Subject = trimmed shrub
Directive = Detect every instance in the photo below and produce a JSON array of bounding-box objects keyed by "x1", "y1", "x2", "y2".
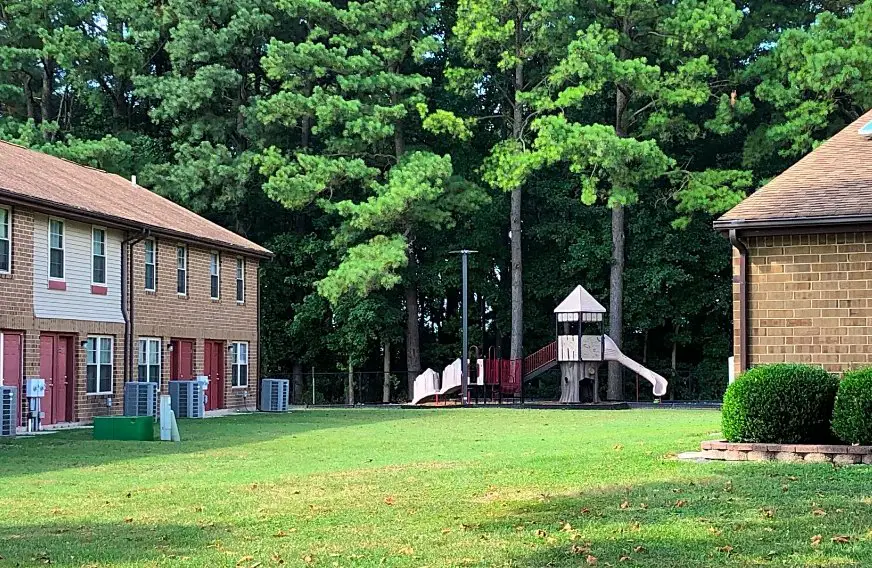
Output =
[
  {"x1": 722, "y1": 364, "x2": 839, "y2": 443},
  {"x1": 831, "y1": 368, "x2": 872, "y2": 445}
]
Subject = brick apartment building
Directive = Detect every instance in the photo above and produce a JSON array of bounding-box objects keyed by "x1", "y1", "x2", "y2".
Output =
[
  {"x1": 715, "y1": 109, "x2": 872, "y2": 378},
  {"x1": 0, "y1": 141, "x2": 271, "y2": 424}
]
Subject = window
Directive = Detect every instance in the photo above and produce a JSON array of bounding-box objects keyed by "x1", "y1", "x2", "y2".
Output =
[
  {"x1": 176, "y1": 246, "x2": 187, "y2": 295},
  {"x1": 137, "y1": 338, "x2": 161, "y2": 384},
  {"x1": 0, "y1": 207, "x2": 9, "y2": 273},
  {"x1": 231, "y1": 342, "x2": 248, "y2": 387},
  {"x1": 49, "y1": 219, "x2": 65, "y2": 280},
  {"x1": 210, "y1": 252, "x2": 220, "y2": 300},
  {"x1": 236, "y1": 258, "x2": 245, "y2": 303},
  {"x1": 144, "y1": 239, "x2": 156, "y2": 291},
  {"x1": 86, "y1": 336, "x2": 113, "y2": 394},
  {"x1": 92, "y1": 227, "x2": 106, "y2": 285}
]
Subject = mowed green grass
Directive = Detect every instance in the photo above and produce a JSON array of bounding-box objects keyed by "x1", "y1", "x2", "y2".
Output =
[{"x1": 1, "y1": 409, "x2": 871, "y2": 568}]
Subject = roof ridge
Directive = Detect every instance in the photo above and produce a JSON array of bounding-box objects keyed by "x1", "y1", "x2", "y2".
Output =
[{"x1": 0, "y1": 139, "x2": 116, "y2": 176}]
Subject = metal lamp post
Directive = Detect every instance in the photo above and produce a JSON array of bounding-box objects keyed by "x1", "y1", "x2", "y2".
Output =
[{"x1": 450, "y1": 249, "x2": 477, "y2": 406}]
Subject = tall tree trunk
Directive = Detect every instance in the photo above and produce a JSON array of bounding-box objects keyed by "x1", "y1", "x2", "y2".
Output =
[
  {"x1": 382, "y1": 340, "x2": 391, "y2": 403},
  {"x1": 347, "y1": 357, "x2": 354, "y2": 406},
  {"x1": 608, "y1": 25, "x2": 630, "y2": 401},
  {"x1": 40, "y1": 58, "x2": 53, "y2": 124},
  {"x1": 405, "y1": 280, "x2": 421, "y2": 400},
  {"x1": 292, "y1": 360, "x2": 304, "y2": 405},
  {"x1": 23, "y1": 74, "x2": 35, "y2": 120},
  {"x1": 509, "y1": 16, "x2": 525, "y2": 362}
]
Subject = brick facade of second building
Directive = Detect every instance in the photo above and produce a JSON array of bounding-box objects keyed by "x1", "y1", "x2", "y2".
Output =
[{"x1": 734, "y1": 231, "x2": 872, "y2": 377}]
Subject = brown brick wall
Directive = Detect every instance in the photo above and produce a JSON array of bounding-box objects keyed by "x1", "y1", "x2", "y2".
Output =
[
  {"x1": 1, "y1": 205, "x2": 262, "y2": 424},
  {"x1": 130, "y1": 237, "x2": 260, "y2": 411},
  {"x1": 736, "y1": 232, "x2": 872, "y2": 375},
  {"x1": 0, "y1": 207, "x2": 34, "y2": 328}
]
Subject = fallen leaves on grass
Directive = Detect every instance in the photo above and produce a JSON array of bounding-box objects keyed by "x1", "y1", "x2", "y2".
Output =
[
  {"x1": 398, "y1": 546, "x2": 414, "y2": 555},
  {"x1": 614, "y1": 444, "x2": 624, "y2": 451},
  {"x1": 303, "y1": 555, "x2": 314, "y2": 564},
  {"x1": 674, "y1": 500, "x2": 687, "y2": 508},
  {"x1": 274, "y1": 529, "x2": 297, "y2": 537},
  {"x1": 383, "y1": 496, "x2": 395, "y2": 506},
  {"x1": 633, "y1": 545, "x2": 647, "y2": 553},
  {"x1": 534, "y1": 529, "x2": 547, "y2": 538},
  {"x1": 619, "y1": 554, "x2": 631, "y2": 562},
  {"x1": 812, "y1": 509, "x2": 826, "y2": 517},
  {"x1": 441, "y1": 528, "x2": 452, "y2": 535},
  {"x1": 236, "y1": 555, "x2": 254, "y2": 566},
  {"x1": 570, "y1": 543, "x2": 591, "y2": 555},
  {"x1": 831, "y1": 535, "x2": 852, "y2": 544},
  {"x1": 761, "y1": 508, "x2": 775, "y2": 518},
  {"x1": 271, "y1": 552, "x2": 284, "y2": 565},
  {"x1": 717, "y1": 545, "x2": 734, "y2": 554},
  {"x1": 586, "y1": 554, "x2": 598, "y2": 565},
  {"x1": 811, "y1": 535, "x2": 822, "y2": 547},
  {"x1": 620, "y1": 500, "x2": 630, "y2": 510}
]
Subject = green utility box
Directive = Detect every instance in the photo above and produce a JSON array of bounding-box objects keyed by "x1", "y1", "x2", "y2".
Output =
[{"x1": 93, "y1": 416, "x2": 155, "y2": 441}]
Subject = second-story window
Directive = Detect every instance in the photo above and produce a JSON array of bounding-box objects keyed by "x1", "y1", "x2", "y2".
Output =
[
  {"x1": 0, "y1": 207, "x2": 9, "y2": 273},
  {"x1": 144, "y1": 239, "x2": 156, "y2": 291},
  {"x1": 176, "y1": 245, "x2": 187, "y2": 295},
  {"x1": 210, "y1": 252, "x2": 220, "y2": 300},
  {"x1": 236, "y1": 258, "x2": 244, "y2": 303},
  {"x1": 92, "y1": 228, "x2": 106, "y2": 285},
  {"x1": 49, "y1": 219, "x2": 65, "y2": 280}
]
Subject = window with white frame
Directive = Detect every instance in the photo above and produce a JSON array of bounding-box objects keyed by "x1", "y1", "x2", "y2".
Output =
[
  {"x1": 137, "y1": 338, "x2": 161, "y2": 383},
  {"x1": 144, "y1": 239, "x2": 156, "y2": 291},
  {"x1": 86, "y1": 336, "x2": 113, "y2": 394},
  {"x1": 231, "y1": 342, "x2": 248, "y2": 387},
  {"x1": 92, "y1": 227, "x2": 107, "y2": 285},
  {"x1": 49, "y1": 219, "x2": 65, "y2": 280},
  {"x1": 210, "y1": 252, "x2": 220, "y2": 300},
  {"x1": 235, "y1": 258, "x2": 244, "y2": 303},
  {"x1": 0, "y1": 207, "x2": 9, "y2": 273},
  {"x1": 176, "y1": 246, "x2": 187, "y2": 295}
]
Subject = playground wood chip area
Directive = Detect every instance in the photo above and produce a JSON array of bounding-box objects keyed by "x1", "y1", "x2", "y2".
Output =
[{"x1": 2, "y1": 409, "x2": 872, "y2": 567}]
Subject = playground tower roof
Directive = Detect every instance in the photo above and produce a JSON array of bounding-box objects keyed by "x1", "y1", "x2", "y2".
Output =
[{"x1": 554, "y1": 285, "x2": 606, "y2": 314}]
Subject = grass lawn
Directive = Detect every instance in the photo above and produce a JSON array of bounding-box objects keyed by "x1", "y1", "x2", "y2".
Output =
[{"x1": 1, "y1": 408, "x2": 871, "y2": 567}]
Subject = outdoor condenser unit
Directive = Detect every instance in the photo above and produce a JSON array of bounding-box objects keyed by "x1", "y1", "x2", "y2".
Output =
[
  {"x1": 1, "y1": 387, "x2": 17, "y2": 436},
  {"x1": 169, "y1": 380, "x2": 205, "y2": 418},
  {"x1": 260, "y1": 379, "x2": 290, "y2": 412},
  {"x1": 123, "y1": 382, "x2": 158, "y2": 417}
]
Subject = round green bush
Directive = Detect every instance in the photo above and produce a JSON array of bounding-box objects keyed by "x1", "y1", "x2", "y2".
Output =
[
  {"x1": 722, "y1": 364, "x2": 839, "y2": 443},
  {"x1": 831, "y1": 368, "x2": 872, "y2": 445}
]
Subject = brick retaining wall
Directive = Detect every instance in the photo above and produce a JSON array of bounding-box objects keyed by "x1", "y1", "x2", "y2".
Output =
[{"x1": 701, "y1": 440, "x2": 872, "y2": 464}]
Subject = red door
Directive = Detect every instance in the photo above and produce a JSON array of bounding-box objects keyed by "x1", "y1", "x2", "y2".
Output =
[
  {"x1": 203, "y1": 340, "x2": 225, "y2": 411},
  {"x1": 1, "y1": 332, "x2": 23, "y2": 388},
  {"x1": 40, "y1": 334, "x2": 73, "y2": 425},
  {"x1": 171, "y1": 339, "x2": 194, "y2": 380}
]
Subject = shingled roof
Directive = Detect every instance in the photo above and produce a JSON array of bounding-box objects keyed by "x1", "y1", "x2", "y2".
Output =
[
  {"x1": 714, "y1": 108, "x2": 872, "y2": 231},
  {"x1": 0, "y1": 141, "x2": 270, "y2": 257}
]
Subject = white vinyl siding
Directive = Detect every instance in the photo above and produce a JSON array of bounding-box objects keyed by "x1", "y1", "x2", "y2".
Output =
[
  {"x1": 231, "y1": 342, "x2": 248, "y2": 387},
  {"x1": 49, "y1": 218, "x2": 65, "y2": 280},
  {"x1": 33, "y1": 215, "x2": 123, "y2": 322},
  {"x1": 144, "y1": 239, "x2": 156, "y2": 291},
  {"x1": 0, "y1": 207, "x2": 9, "y2": 273},
  {"x1": 176, "y1": 246, "x2": 187, "y2": 295},
  {"x1": 137, "y1": 338, "x2": 161, "y2": 384},
  {"x1": 235, "y1": 258, "x2": 244, "y2": 303},
  {"x1": 86, "y1": 336, "x2": 113, "y2": 394},
  {"x1": 91, "y1": 227, "x2": 107, "y2": 285},
  {"x1": 210, "y1": 252, "x2": 220, "y2": 300}
]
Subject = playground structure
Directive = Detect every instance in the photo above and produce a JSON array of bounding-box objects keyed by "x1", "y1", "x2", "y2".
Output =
[{"x1": 411, "y1": 285, "x2": 668, "y2": 405}]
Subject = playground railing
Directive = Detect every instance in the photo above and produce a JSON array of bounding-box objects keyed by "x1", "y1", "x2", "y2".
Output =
[{"x1": 522, "y1": 342, "x2": 557, "y2": 377}]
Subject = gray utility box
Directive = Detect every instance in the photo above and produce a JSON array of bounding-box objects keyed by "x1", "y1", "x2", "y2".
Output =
[
  {"x1": 260, "y1": 378, "x2": 290, "y2": 412},
  {"x1": 1, "y1": 386, "x2": 18, "y2": 436},
  {"x1": 169, "y1": 380, "x2": 205, "y2": 418},
  {"x1": 123, "y1": 382, "x2": 158, "y2": 417}
]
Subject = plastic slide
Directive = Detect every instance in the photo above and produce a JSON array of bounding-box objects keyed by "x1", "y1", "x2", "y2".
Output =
[
  {"x1": 411, "y1": 358, "x2": 485, "y2": 405},
  {"x1": 602, "y1": 335, "x2": 668, "y2": 396}
]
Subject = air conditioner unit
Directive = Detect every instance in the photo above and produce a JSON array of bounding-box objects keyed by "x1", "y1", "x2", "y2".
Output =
[
  {"x1": 123, "y1": 382, "x2": 158, "y2": 417},
  {"x1": 260, "y1": 379, "x2": 290, "y2": 412},
  {"x1": 169, "y1": 380, "x2": 205, "y2": 418},
  {"x1": 1, "y1": 387, "x2": 18, "y2": 436}
]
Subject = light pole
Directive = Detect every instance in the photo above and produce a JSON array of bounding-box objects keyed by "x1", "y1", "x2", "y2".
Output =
[{"x1": 450, "y1": 249, "x2": 477, "y2": 405}]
